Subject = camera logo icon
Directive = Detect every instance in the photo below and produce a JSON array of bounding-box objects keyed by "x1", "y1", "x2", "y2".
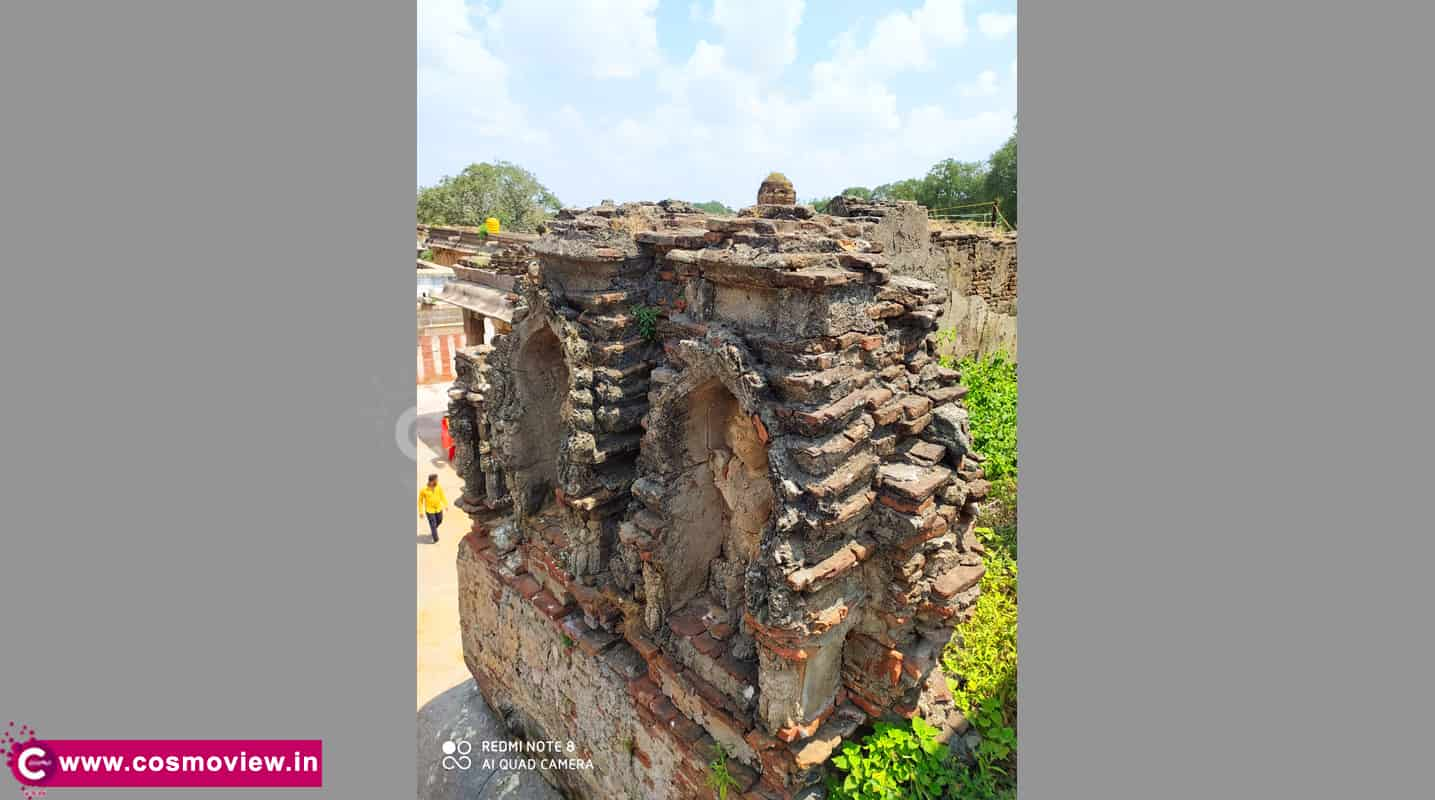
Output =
[{"x1": 440, "y1": 740, "x2": 471, "y2": 770}]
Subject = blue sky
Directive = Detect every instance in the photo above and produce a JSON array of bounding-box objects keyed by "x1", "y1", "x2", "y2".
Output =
[{"x1": 418, "y1": 1, "x2": 1016, "y2": 210}]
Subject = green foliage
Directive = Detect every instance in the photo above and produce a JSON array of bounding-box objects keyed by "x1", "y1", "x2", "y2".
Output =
[
  {"x1": 873, "y1": 179, "x2": 922, "y2": 202},
  {"x1": 867, "y1": 122, "x2": 1017, "y2": 228},
  {"x1": 982, "y1": 478, "x2": 1018, "y2": 545},
  {"x1": 924, "y1": 344, "x2": 1018, "y2": 797},
  {"x1": 560, "y1": 633, "x2": 576, "y2": 649},
  {"x1": 631, "y1": 305, "x2": 660, "y2": 342},
  {"x1": 983, "y1": 130, "x2": 1017, "y2": 227},
  {"x1": 930, "y1": 528, "x2": 1017, "y2": 799},
  {"x1": 419, "y1": 248, "x2": 434, "y2": 261},
  {"x1": 416, "y1": 161, "x2": 561, "y2": 232},
  {"x1": 832, "y1": 392, "x2": 1020, "y2": 800},
  {"x1": 942, "y1": 350, "x2": 1018, "y2": 481},
  {"x1": 946, "y1": 541, "x2": 1017, "y2": 719},
  {"x1": 827, "y1": 717, "x2": 955, "y2": 800},
  {"x1": 704, "y1": 743, "x2": 740, "y2": 800},
  {"x1": 918, "y1": 159, "x2": 989, "y2": 212},
  {"x1": 694, "y1": 200, "x2": 735, "y2": 216}
]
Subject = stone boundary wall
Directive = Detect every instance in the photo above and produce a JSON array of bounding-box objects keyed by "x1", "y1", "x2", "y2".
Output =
[
  {"x1": 930, "y1": 228, "x2": 1017, "y2": 360},
  {"x1": 823, "y1": 197, "x2": 1016, "y2": 360}
]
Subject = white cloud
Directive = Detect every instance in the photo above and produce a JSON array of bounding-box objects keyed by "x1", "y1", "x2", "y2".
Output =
[
  {"x1": 977, "y1": 12, "x2": 1018, "y2": 40},
  {"x1": 487, "y1": 0, "x2": 660, "y2": 79},
  {"x1": 417, "y1": 0, "x2": 539, "y2": 143},
  {"x1": 827, "y1": 0, "x2": 968, "y2": 79},
  {"x1": 960, "y1": 69, "x2": 1000, "y2": 97},
  {"x1": 899, "y1": 107, "x2": 1013, "y2": 162},
  {"x1": 418, "y1": 0, "x2": 1015, "y2": 208},
  {"x1": 709, "y1": 0, "x2": 805, "y2": 76}
]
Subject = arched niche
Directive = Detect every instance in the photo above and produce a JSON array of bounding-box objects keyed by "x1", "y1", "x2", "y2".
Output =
[
  {"x1": 511, "y1": 323, "x2": 570, "y2": 518},
  {"x1": 660, "y1": 377, "x2": 775, "y2": 615}
]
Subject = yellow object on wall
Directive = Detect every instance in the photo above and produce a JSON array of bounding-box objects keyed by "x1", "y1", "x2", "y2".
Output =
[{"x1": 485, "y1": 217, "x2": 500, "y2": 234}]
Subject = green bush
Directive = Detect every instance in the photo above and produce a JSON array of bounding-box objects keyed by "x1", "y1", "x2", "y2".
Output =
[
  {"x1": 828, "y1": 717, "x2": 955, "y2": 800},
  {"x1": 940, "y1": 526, "x2": 1018, "y2": 799},
  {"x1": 631, "y1": 305, "x2": 660, "y2": 343},
  {"x1": 941, "y1": 350, "x2": 1017, "y2": 481}
]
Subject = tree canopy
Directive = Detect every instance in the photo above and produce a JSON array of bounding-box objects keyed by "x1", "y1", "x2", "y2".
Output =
[
  {"x1": 693, "y1": 200, "x2": 735, "y2": 216},
  {"x1": 813, "y1": 124, "x2": 1017, "y2": 227},
  {"x1": 416, "y1": 161, "x2": 561, "y2": 232}
]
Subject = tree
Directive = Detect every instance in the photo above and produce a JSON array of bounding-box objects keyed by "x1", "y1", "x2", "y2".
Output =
[
  {"x1": 872, "y1": 179, "x2": 922, "y2": 202},
  {"x1": 916, "y1": 159, "x2": 989, "y2": 213},
  {"x1": 416, "y1": 161, "x2": 560, "y2": 232},
  {"x1": 983, "y1": 128, "x2": 1017, "y2": 227},
  {"x1": 694, "y1": 201, "x2": 735, "y2": 216},
  {"x1": 837, "y1": 186, "x2": 873, "y2": 201}
]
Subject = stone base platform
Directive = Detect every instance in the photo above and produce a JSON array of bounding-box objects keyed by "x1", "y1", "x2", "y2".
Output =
[{"x1": 457, "y1": 523, "x2": 968, "y2": 800}]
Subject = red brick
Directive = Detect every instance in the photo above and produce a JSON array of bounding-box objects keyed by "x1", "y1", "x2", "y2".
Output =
[
  {"x1": 932, "y1": 564, "x2": 985, "y2": 599},
  {"x1": 877, "y1": 492, "x2": 935, "y2": 515},
  {"x1": 669, "y1": 613, "x2": 707, "y2": 638},
  {"x1": 669, "y1": 715, "x2": 705, "y2": 744},
  {"x1": 649, "y1": 696, "x2": 679, "y2": 722},
  {"x1": 627, "y1": 632, "x2": 661, "y2": 660},
  {"x1": 846, "y1": 689, "x2": 884, "y2": 719},
  {"x1": 871, "y1": 400, "x2": 905, "y2": 426},
  {"x1": 692, "y1": 632, "x2": 725, "y2": 658},
  {"x1": 899, "y1": 394, "x2": 932, "y2": 419},
  {"x1": 629, "y1": 676, "x2": 661, "y2": 707},
  {"x1": 513, "y1": 575, "x2": 542, "y2": 599}
]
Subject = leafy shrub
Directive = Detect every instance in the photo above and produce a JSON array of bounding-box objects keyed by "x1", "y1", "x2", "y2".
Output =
[
  {"x1": 941, "y1": 526, "x2": 1018, "y2": 798},
  {"x1": 982, "y1": 478, "x2": 1018, "y2": 542},
  {"x1": 631, "y1": 305, "x2": 660, "y2": 342},
  {"x1": 828, "y1": 717, "x2": 954, "y2": 800},
  {"x1": 419, "y1": 248, "x2": 434, "y2": 261},
  {"x1": 946, "y1": 540, "x2": 1017, "y2": 722},
  {"x1": 941, "y1": 350, "x2": 1017, "y2": 481}
]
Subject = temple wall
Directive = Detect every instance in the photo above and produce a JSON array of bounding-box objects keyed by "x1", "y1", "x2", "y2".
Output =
[{"x1": 445, "y1": 192, "x2": 995, "y2": 799}]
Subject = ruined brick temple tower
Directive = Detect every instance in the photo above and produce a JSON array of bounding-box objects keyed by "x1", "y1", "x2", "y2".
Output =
[{"x1": 445, "y1": 177, "x2": 992, "y2": 799}]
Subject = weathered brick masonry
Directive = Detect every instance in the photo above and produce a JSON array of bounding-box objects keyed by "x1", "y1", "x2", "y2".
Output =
[
  {"x1": 826, "y1": 195, "x2": 1017, "y2": 359},
  {"x1": 447, "y1": 182, "x2": 994, "y2": 799}
]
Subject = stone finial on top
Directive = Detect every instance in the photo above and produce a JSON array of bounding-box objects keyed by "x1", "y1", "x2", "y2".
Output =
[{"x1": 756, "y1": 172, "x2": 796, "y2": 205}]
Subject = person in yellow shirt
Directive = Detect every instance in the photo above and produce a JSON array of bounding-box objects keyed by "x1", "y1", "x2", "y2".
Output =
[{"x1": 419, "y1": 474, "x2": 447, "y2": 543}]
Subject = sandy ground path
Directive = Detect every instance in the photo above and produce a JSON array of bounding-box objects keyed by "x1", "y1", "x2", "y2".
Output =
[{"x1": 415, "y1": 382, "x2": 474, "y2": 709}]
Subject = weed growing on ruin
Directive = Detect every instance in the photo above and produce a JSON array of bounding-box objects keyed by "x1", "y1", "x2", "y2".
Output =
[
  {"x1": 420, "y1": 248, "x2": 434, "y2": 261},
  {"x1": 944, "y1": 350, "x2": 1017, "y2": 480},
  {"x1": 560, "y1": 633, "x2": 576, "y2": 649},
  {"x1": 631, "y1": 304, "x2": 660, "y2": 343},
  {"x1": 939, "y1": 525, "x2": 1018, "y2": 799},
  {"x1": 704, "y1": 743, "x2": 740, "y2": 800},
  {"x1": 622, "y1": 735, "x2": 637, "y2": 759},
  {"x1": 827, "y1": 717, "x2": 954, "y2": 800}
]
